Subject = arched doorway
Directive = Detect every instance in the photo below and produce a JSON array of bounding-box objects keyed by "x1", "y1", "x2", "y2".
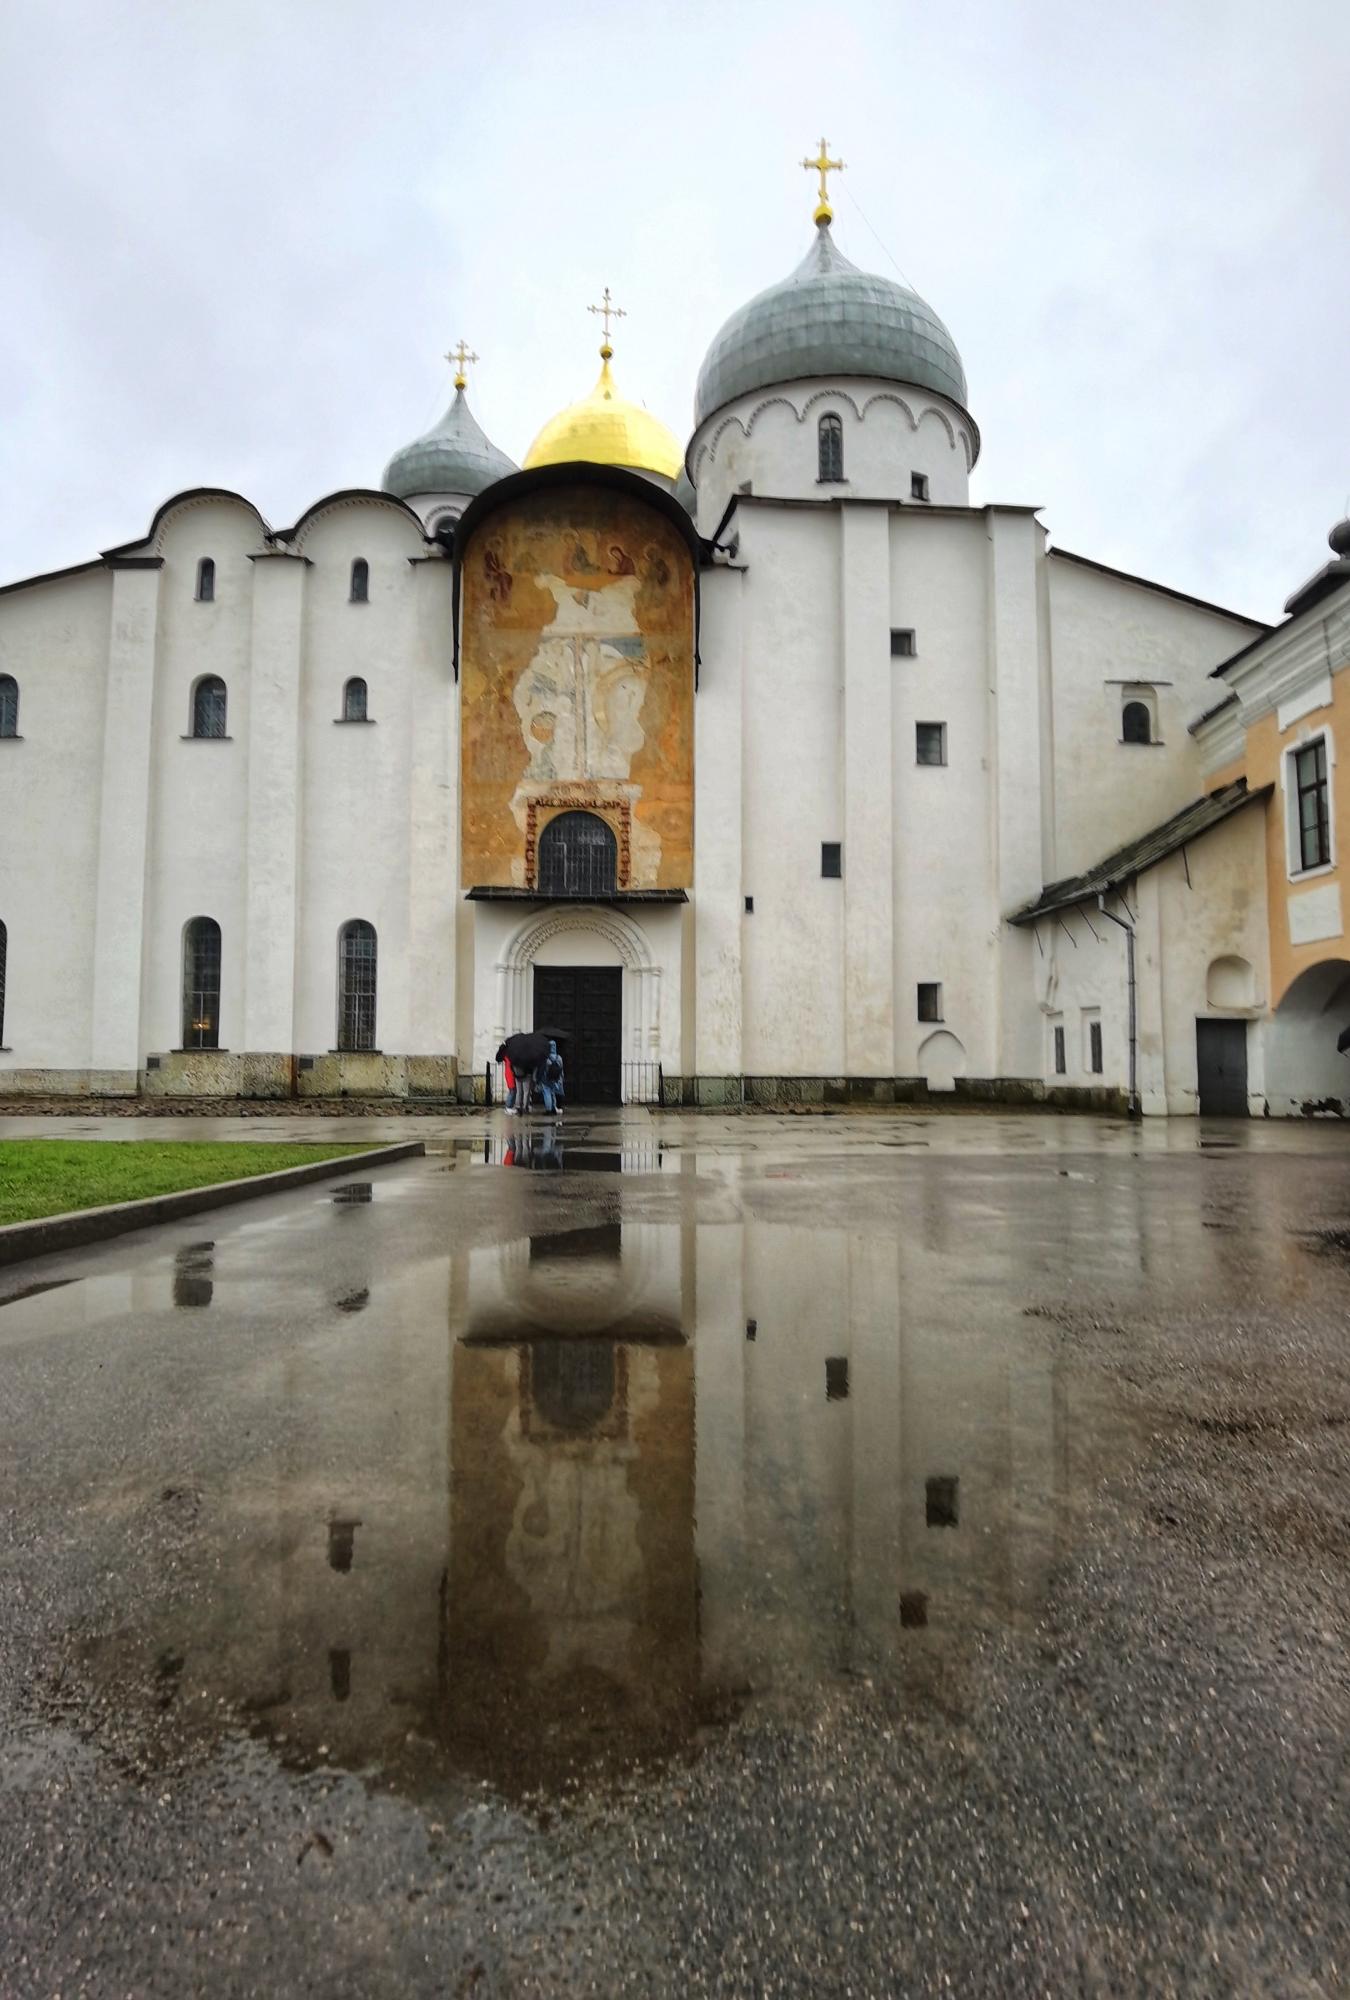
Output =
[
  {"x1": 1263, "y1": 958, "x2": 1350, "y2": 1116},
  {"x1": 496, "y1": 904, "x2": 659, "y2": 1106}
]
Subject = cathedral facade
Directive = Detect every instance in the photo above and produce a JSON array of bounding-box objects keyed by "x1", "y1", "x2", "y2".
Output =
[{"x1": 2, "y1": 171, "x2": 1346, "y2": 1115}]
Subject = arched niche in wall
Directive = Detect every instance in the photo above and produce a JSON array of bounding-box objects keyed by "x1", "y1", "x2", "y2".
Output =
[
  {"x1": 1206, "y1": 954, "x2": 1257, "y2": 1010},
  {"x1": 919, "y1": 1029, "x2": 966, "y2": 1093}
]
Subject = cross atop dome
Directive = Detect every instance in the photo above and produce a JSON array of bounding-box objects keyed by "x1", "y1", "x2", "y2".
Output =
[
  {"x1": 801, "y1": 137, "x2": 844, "y2": 226},
  {"x1": 587, "y1": 286, "x2": 626, "y2": 359},
  {"x1": 445, "y1": 340, "x2": 478, "y2": 391}
]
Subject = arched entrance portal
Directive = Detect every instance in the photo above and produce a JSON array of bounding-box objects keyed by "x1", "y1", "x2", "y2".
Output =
[
  {"x1": 1263, "y1": 958, "x2": 1350, "y2": 1117},
  {"x1": 495, "y1": 905, "x2": 660, "y2": 1106}
]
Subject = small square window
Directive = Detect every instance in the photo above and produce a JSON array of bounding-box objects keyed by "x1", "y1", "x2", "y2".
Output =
[
  {"x1": 911, "y1": 472, "x2": 930, "y2": 501},
  {"x1": 825, "y1": 1356, "x2": 849, "y2": 1401},
  {"x1": 917, "y1": 982, "x2": 942, "y2": 1022},
  {"x1": 890, "y1": 627, "x2": 916, "y2": 657},
  {"x1": 1053, "y1": 1025, "x2": 1067, "y2": 1075},
  {"x1": 1089, "y1": 1019, "x2": 1103, "y2": 1074},
  {"x1": 926, "y1": 1475, "x2": 959, "y2": 1528},
  {"x1": 916, "y1": 722, "x2": 947, "y2": 766},
  {"x1": 821, "y1": 842, "x2": 842, "y2": 878},
  {"x1": 744, "y1": 895, "x2": 754, "y2": 913}
]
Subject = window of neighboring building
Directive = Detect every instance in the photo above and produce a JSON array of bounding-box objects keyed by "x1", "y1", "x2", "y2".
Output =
[
  {"x1": 342, "y1": 676, "x2": 368, "y2": 722},
  {"x1": 890, "y1": 628, "x2": 916, "y2": 657},
  {"x1": 538, "y1": 810, "x2": 618, "y2": 896},
  {"x1": 337, "y1": 919, "x2": 378, "y2": 1051},
  {"x1": 1294, "y1": 737, "x2": 1331, "y2": 871},
  {"x1": 195, "y1": 558, "x2": 215, "y2": 603},
  {"x1": 825, "y1": 1356, "x2": 849, "y2": 1401},
  {"x1": 0, "y1": 674, "x2": 17, "y2": 738},
  {"x1": 182, "y1": 916, "x2": 221, "y2": 1050},
  {"x1": 911, "y1": 472, "x2": 930, "y2": 501},
  {"x1": 350, "y1": 558, "x2": 369, "y2": 603},
  {"x1": 1053, "y1": 1023, "x2": 1067, "y2": 1075},
  {"x1": 916, "y1": 721, "x2": 947, "y2": 766},
  {"x1": 818, "y1": 413, "x2": 844, "y2": 483},
  {"x1": 0, "y1": 919, "x2": 7, "y2": 1046},
  {"x1": 1086, "y1": 1013, "x2": 1103, "y2": 1074},
  {"x1": 1122, "y1": 699, "x2": 1153, "y2": 744},
  {"x1": 917, "y1": 982, "x2": 942, "y2": 1022},
  {"x1": 190, "y1": 675, "x2": 227, "y2": 739},
  {"x1": 821, "y1": 841, "x2": 842, "y2": 878},
  {"x1": 926, "y1": 1475, "x2": 959, "y2": 1527}
]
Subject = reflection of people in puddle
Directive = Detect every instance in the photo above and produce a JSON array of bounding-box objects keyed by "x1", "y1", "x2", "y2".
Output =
[{"x1": 503, "y1": 1129, "x2": 564, "y2": 1170}]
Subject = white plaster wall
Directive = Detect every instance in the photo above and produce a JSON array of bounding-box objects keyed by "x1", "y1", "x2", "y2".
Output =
[
  {"x1": 1031, "y1": 906, "x2": 1130, "y2": 1095},
  {"x1": 291, "y1": 500, "x2": 430, "y2": 1054},
  {"x1": 889, "y1": 510, "x2": 994, "y2": 1075},
  {"x1": 689, "y1": 379, "x2": 972, "y2": 537},
  {"x1": 142, "y1": 497, "x2": 264, "y2": 1052},
  {"x1": 0, "y1": 568, "x2": 109, "y2": 1068},
  {"x1": 1045, "y1": 555, "x2": 1263, "y2": 883},
  {"x1": 1155, "y1": 805, "x2": 1270, "y2": 1114},
  {"x1": 692, "y1": 563, "x2": 745, "y2": 1075},
  {"x1": 737, "y1": 507, "x2": 844, "y2": 1073}
]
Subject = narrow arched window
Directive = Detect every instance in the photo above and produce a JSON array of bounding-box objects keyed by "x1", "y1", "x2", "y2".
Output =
[
  {"x1": 1122, "y1": 700, "x2": 1152, "y2": 745},
  {"x1": 0, "y1": 675, "x2": 17, "y2": 738},
  {"x1": 337, "y1": 920, "x2": 377, "y2": 1051},
  {"x1": 349, "y1": 558, "x2": 369, "y2": 603},
  {"x1": 182, "y1": 916, "x2": 221, "y2": 1049},
  {"x1": 196, "y1": 558, "x2": 215, "y2": 603},
  {"x1": 191, "y1": 675, "x2": 227, "y2": 738},
  {"x1": 0, "y1": 920, "x2": 7, "y2": 1045},
  {"x1": 818, "y1": 412, "x2": 844, "y2": 482},
  {"x1": 538, "y1": 810, "x2": 618, "y2": 896},
  {"x1": 342, "y1": 677, "x2": 368, "y2": 722}
]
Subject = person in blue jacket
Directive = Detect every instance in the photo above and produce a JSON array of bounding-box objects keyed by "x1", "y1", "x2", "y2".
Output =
[{"x1": 534, "y1": 1039, "x2": 565, "y2": 1118}]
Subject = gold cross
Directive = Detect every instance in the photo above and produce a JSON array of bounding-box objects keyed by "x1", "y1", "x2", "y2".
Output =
[
  {"x1": 445, "y1": 340, "x2": 478, "y2": 390},
  {"x1": 587, "y1": 286, "x2": 627, "y2": 355},
  {"x1": 801, "y1": 136, "x2": 844, "y2": 224}
]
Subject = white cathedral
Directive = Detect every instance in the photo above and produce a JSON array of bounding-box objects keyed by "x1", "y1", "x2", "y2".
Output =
[{"x1": 3, "y1": 152, "x2": 1347, "y2": 1116}]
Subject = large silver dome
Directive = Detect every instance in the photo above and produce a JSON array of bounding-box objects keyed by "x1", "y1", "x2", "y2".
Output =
[
  {"x1": 694, "y1": 223, "x2": 969, "y2": 432},
  {"x1": 382, "y1": 386, "x2": 516, "y2": 501}
]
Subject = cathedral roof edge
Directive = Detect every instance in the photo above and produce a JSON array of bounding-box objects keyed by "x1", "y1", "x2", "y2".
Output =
[{"x1": 1048, "y1": 546, "x2": 1269, "y2": 632}]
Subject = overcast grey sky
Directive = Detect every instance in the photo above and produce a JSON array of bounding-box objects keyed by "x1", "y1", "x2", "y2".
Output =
[{"x1": 1, "y1": 0, "x2": 1345, "y2": 620}]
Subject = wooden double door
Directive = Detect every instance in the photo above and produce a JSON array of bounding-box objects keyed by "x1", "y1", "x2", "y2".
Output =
[{"x1": 533, "y1": 966, "x2": 622, "y2": 1105}]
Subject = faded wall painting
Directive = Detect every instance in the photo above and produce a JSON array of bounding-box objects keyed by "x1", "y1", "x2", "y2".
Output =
[{"x1": 460, "y1": 485, "x2": 695, "y2": 890}]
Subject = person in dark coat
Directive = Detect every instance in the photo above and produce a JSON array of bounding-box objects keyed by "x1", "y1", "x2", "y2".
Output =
[{"x1": 535, "y1": 1039, "x2": 565, "y2": 1118}]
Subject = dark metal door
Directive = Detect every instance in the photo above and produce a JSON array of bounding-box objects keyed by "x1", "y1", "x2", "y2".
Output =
[
  {"x1": 1196, "y1": 1019, "x2": 1248, "y2": 1117},
  {"x1": 533, "y1": 966, "x2": 622, "y2": 1105}
]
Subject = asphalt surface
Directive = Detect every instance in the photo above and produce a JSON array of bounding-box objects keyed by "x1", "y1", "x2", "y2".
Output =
[{"x1": 2, "y1": 1108, "x2": 1349, "y2": 1997}]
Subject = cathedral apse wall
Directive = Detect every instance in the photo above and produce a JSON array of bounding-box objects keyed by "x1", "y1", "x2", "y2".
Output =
[{"x1": 458, "y1": 484, "x2": 695, "y2": 890}]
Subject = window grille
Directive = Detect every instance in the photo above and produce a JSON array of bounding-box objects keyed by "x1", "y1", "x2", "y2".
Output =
[
  {"x1": 1294, "y1": 738, "x2": 1331, "y2": 870},
  {"x1": 538, "y1": 811, "x2": 617, "y2": 896},
  {"x1": 343, "y1": 676, "x2": 368, "y2": 721},
  {"x1": 818, "y1": 413, "x2": 844, "y2": 482},
  {"x1": 350, "y1": 558, "x2": 369, "y2": 603},
  {"x1": 821, "y1": 842, "x2": 842, "y2": 879},
  {"x1": 196, "y1": 558, "x2": 215, "y2": 603},
  {"x1": 191, "y1": 676, "x2": 227, "y2": 738},
  {"x1": 918, "y1": 982, "x2": 942, "y2": 1022},
  {"x1": 1122, "y1": 700, "x2": 1152, "y2": 744},
  {"x1": 0, "y1": 919, "x2": 7, "y2": 1045},
  {"x1": 890, "y1": 628, "x2": 916, "y2": 657},
  {"x1": 337, "y1": 920, "x2": 378, "y2": 1051},
  {"x1": 182, "y1": 916, "x2": 221, "y2": 1049},
  {"x1": 911, "y1": 472, "x2": 930, "y2": 501},
  {"x1": 825, "y1": 1356, "x2": 849, "y2": 1401},
  {"x1": 916, "y1": 721, "x2": 946, "y2": 766},
  {"x1": 1053, "y1": 1024, "x2": 1066, "y2": 1075},
  {"x1": 0, "y1": 675, "x2": 17, "y2": 737},
  {"x1": 1089, "y1": 1019, "x2": 1103, "y2": 1074}
]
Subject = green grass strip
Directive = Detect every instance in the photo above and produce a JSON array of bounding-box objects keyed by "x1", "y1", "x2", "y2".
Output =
[{"x1": 0, "y1": 1140, "x2": 376, "y2": 1227}]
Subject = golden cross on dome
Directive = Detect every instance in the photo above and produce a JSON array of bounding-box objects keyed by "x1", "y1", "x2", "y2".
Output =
[
  {"x1": 445, "y1": 340, "x2": 478, "y2": 390},
  {"x1": 801, "y1": 136, "x2": 844, "y2": 224},
  {"x1": 587, "y1": 286, "x2": 626, "y2": 357}
]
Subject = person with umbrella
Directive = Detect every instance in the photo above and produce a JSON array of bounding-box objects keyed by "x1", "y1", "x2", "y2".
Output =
[{"x1": 500, "y1": 1029, "x2": 570, "y2": 1117}]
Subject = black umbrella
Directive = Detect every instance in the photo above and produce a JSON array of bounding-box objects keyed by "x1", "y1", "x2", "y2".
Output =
[
  {"x1": 1337, "y1": 1023, "x2": 1350, "y2": 1055},
  {"x1": 502, "y1": 1029, "x2": 571, "y2": 1068}
]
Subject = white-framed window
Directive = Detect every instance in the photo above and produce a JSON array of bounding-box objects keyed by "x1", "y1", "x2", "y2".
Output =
[
  {"x1": 1120, "y1": 684, "x2": 1158, "y2": 744},
  {"x1": 1082, "y1": 1007, "x2": 1103, "y2": 1074},
  {"x1": 917, "y1": 982, "x2": 943, "y2": 1022},
  {"x1": 1282, "y1": 727, "x2": 1336, "y2": 879},
  {"x1": 916, "y1": 721, "x2": 947, "y2": 766},
  {"x1": 1049, "y1": 1015, "x2": 1067, "y2": 1076}
]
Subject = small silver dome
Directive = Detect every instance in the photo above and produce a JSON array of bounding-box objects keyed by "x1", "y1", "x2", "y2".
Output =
[
  {"x1": 382, "y1": 386, "x2": 516, "y2": 502},
  {"x1": 694, "y1": 223, "x2": 970, "y2": 435}
]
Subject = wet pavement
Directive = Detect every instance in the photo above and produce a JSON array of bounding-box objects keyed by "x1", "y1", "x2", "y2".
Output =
[{"x1": 2, "y1": 1108, "x2": 1349, "y2": 1996}]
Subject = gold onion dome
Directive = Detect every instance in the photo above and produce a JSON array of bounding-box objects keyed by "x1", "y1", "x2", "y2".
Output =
[{"x1": 524, "y1": 291, "x2": 682, "y2": 482}]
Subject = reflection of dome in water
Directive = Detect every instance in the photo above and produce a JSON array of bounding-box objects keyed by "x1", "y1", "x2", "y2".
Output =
[{"x1": 502, "y1": 1224, "x2": 642, "y2": 1337}]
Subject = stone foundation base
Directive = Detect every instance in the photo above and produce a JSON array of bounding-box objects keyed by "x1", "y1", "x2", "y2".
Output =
[
  {"x1": 0, "y1": 1068, "x2": 140, "y2": 1098},
  {"x1": 660, "y1": 1075, "x2": 1133, "y2": 1114},
  {"x1": 140, "y1": 1051, "x2": 460, "y2": 1101}
]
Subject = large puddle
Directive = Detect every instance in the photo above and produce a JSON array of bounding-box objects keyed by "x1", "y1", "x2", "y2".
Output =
[{"x1": 17, "y1": 1145, "x2": 1133, "y2": 1804}]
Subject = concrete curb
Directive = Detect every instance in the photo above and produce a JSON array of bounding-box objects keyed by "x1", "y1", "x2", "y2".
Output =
[{"x1": 0, "y1": 1142, "x2": 426, "y2": 1268}]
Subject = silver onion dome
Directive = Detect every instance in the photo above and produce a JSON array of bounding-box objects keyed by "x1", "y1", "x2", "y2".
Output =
[
  {"x1": 694, "y1": 222, "x2": 970, "y2": 436},
  {"x1": 382, "y1": 385, "x2": 517, "y2": 501}
]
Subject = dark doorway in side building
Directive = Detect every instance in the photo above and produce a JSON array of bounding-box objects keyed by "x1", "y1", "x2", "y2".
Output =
[
  {"x1": 534, "y1": 965, "x2": 622, "y2": 1105},
  {"x1": 1196, "y1": 1018, "x2": 1249, "y2": 1116}
]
